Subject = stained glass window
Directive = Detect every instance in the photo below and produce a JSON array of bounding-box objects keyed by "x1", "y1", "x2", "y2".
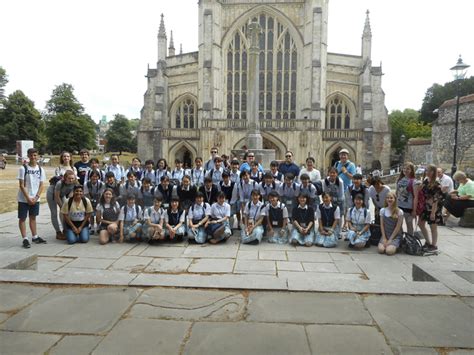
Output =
[
  {"x1": 175, "y1": 98, "x2": 196, "y2": 129},
  {"x1": 326, "y1": 97, "x2": 351, "y2": 129}
]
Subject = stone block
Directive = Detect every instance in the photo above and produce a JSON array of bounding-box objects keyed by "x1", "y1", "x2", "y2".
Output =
[
  {"x1": 364, "y1": 295, "x2": 474, "y2": 348},
  {"x1": 188, "y1": 258, "x2": 235, "y2": 273},
  {"x1": 64, "y1": 257, "x2": 114, "y2": 270},
  {"x1": 202, "y1": 102, "x2": 212, "y2": 111},
  {"x1": 234, "y1": 260, "x2": 276, "y2": 275},
  {"x1": 50, "y1": 335, "x2": 103, "y2": 355},
  {"x1": 109, "y1": 256, "x2": 153, "y2": 272},
  {"x1": 247, "y1": 292, "x2": 372, "y2": 325},
  {"x1": 92, "y1": 319, "x2": 190, "y2": 355},
  {"x1": 393, "y1": 346, "x2": 438, "y2": 354},
  {"x1": 37, "y1": 256, "x2": 74, "y2": 271},
  {"x1": 258, "y1": 250, "x2": 287, "y2": 261},
  {"x1": 237, "y1": 250, "x2": 258, "y2": 260},
  {"x1": 2, "y1": 287, "x2": 140, "y2": 334},
  {"x1": 302, "y1": 262, "x2": 339, "y2": 273},
  {"x1": 312, "y1": 59, "x2": 321, "y2": 68},
  {"x1": 0, "y1": 331, "x2": 61, "y2": 355},
  {"x1": 0, "y1": 284, "x2": 51, "y2": 312},
  {"x1": 276, "y1": 261, "x2": 303, "y2": 271},
  {"x1": 140, "y1": 246, "x2": 185, "y2": 257},
  {"x1": 130, "y1": 288, "x2": 245, "y2": 321},
  {"x1": 306, "y1": 325, "x2": 393, "y2": 355},
  {"x1": 459, "y1": 207, "x2": 474, "y2": 227},
  {"x1": 287, "y1": 251, "x2": 332, "y2": 262},
  {"x1": 203, "y1": 60, "x2": 212, "y2": 68},
  {"x1": 144, "y1": 257, "x2": 192, "y2": 273},
  {"x1": 182, "y1": 245, "x2": 238, "y2": 259},
  {"x1": 183, "y1": 322, "x2": 310, "y2": 355}
]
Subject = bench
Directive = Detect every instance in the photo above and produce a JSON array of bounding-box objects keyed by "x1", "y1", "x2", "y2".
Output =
[{"x1": 459, "y1": 207, "x2": 474, "y2": 228}]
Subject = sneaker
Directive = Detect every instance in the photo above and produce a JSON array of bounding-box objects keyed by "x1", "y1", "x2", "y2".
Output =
[
  {"x1": 56, "y1": 231, "x2": 66, "y2": 240},
  {"x1": 422, "y1": 243, "x2": 431, "y2": 251},
  {"x1": 426, "y1": 245, "x2": 438, "y2": 252},
  {"x1": 22, "y1": 239, "x2": 31, "y2": 249},
  {"x1": 32, "y1": 236, "x2": 47, "y2": 244}
]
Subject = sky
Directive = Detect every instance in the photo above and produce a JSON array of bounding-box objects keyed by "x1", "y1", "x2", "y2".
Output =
[{"x1": 1, "y1": 0, "x2": 473, "y2": 122}]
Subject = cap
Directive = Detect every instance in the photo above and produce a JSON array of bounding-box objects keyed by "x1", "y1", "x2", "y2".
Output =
[{"x1": 339, "y1": 149, "x2": 349, "y2": 155}]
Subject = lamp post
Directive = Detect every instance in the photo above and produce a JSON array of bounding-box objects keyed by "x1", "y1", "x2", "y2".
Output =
[
  {"x1": 450, "y1": 55, "x2": 470, "y2": 177},
  {"x1": 400, "y1": 134, "x2": 406, "y2": 168}
]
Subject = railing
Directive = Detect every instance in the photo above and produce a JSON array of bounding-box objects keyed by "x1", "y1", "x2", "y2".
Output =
[
  {"x1": 322, "y1": 129, "x2": 363, "y2": 140},
  {"x1": 201, "y1": 119, "x2": 320, "y2": 131},
  {"x1": 161, "y1": 129, "x2": 200, "y2": 139}
]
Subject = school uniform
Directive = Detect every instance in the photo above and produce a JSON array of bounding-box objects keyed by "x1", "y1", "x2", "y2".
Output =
[
  {"x1": 236, "y1": 180, "x2": 259, "y2": 209},
  {"x1": 119, "y1": 180, "x2": 142, "y2": 205},
  {"x1": 96, "y1": 202, "x2": 120, "y2": 233},
  {"x1": 142, "y1": 169, "x2": 156, "y2": 185},
  {"x1": 138, "y1": 185, "x2": 156, "y2": 209},
  {"x1": 297, "y1": 183, "x2": 319, "y2": 210},
  {"x1": 170, "y1": 168, "x2": 186, "y2": 185},
  {"x1": 106, "y1": 164, "x2": 126, "y2": 182},
  {"x1": 118, "y1": 204, "x2": 143, "y2": 241},
  {"x1": 84, "y1": 168, "x2": 105, "y2": 184},
  {"x1": 84, "y1": 180, "x2": 105, "y2": 211},
  {"x1": 142, "y1": 205, "x2": 165, "y2": 238},
  {"x1": 241, "y1": 200, "x2": 265, "y2": 244},
  {"x1": 190, "y1": 167, "x2": 205, "y2": 187},
  {"x1": 271, "y1": 171, "x2": 284, "y2": 183},
  {"x1": 126, "y1": 167, "x2": 143, "y2": 181},
  {"x1": 176, "y1": 185, "x2": 197, "y2": 210},
  {"x1": 229, "y1": 170, "x2": 241, "y2": 184},
  {"x1": 155, "y1": 169, "x2": 170, "y2": 184},
  {"x1": 314, "y1": 203, "x2": 340, "y2": 248},
  {"x1": 164, "y1": 209, "x2": 186, "y2": 240},
  {"x1": 249, "y1": 170, "x2": 263, "y2": 184},
  {"x1": 206, "y1": 202, "x2": 232, "y2": 242},
  {"x1": 198, "y1": 184, "x2": 219, "y2": 205},
  {"x1": 346, "y1": 206, "x2": 371, "y2": 246},
  {"x1": 155, "y1": 184, "x2": 174, "y2": 209},
  {"x1": 290, "y1": 205, "x2": 315, "y2": 245},
  {"x1": 379, "y1": 207, "x2": 403, "y2": 248},
  {"x1": 206, "y1": 167, "x2": 225, "y2": 185},
  {"x1": 277, "y1": 182, "x2": 300, "y2": 219},
  {"x1": 187, "y1": 202, "x2": 211, "y2": 244},
  {"x1": 322, "y1": 177, "x2": 345, "y2": 213},
  {"x1": 346, "y1": 184, "x2": 370, "y2": 209},
  {"x1": 262, "y1": 201, "x2": 289, "y2": 244},
  {"x1": 259, "y1": 181, "x2": 281, "y2": 202}
]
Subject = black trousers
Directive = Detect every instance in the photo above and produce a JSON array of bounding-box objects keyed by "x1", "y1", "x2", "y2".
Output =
[{"x1": 444, "y1": 196, "x2": 474, "y2": 218}]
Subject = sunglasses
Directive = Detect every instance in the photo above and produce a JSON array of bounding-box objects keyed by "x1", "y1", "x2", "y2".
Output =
[
  {"x1": 285, "y1": 155, "x2": 292, "y2": 158},
  {"x1": 211, "y1": 151, "x2": 218, "y2": 154},
  {"x1": 248, "y1": 155, "x2": 255, "y2": 158}
]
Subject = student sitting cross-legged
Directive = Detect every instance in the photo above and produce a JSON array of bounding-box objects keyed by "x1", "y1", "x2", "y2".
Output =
[
  {"x1": 205, "y1": 192, "x2": 232, "y2": 244},
  {"x1": 61, "y1": 185, "x2": 94, "y2": 244},
  {"x1": 290, "y1": 193, "x2": 315, "y2": 247},
  {"x1": 118, "y1": 194, "x2": 143, "y2": 243},
  {"x1": 241, "y1": 189, "x2": 265, "y2": 244},
  {"x1": 143, "y1": 196, "x2": 166, "y2": 243},
  {"x1": 263, "y1": 191, "x2": 289, "y2": 244},
  {"x1": 187, "y1": 192, "x2": 211, "y2": 244},
  {"x1": 164, "y1": 197, "x2": 186, "y2": 242},
  {"x1": 314, "y1": 192, "x2": 341, "y2": 248},
  {"x1": 96, "y1": 188, "x2": 121, "y2": 245},
  {"x1": 346, "y1": 194, "x2": 371, "y2": 249}
]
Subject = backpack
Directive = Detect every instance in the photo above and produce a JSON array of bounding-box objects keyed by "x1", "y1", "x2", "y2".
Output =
[
  {"x1": 123, "y1": 204, "x2": 140, "y2": 220},
  {"x1": 67, "y1": 196, "x2": 88, "y2": 211},
  {"x1": 401, "y1": 233, "x2": 427, "y2": 256},
  {"x1": 350, "y1": 207, "x2": 367, "y2": 220}
]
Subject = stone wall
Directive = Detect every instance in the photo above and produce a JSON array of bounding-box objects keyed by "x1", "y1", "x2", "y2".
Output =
[
  {"x1": 432, "y1": 95, "x2": 474, "y2": 171},
  {"x1": 405, "y1": 138, "x2": 432, "y2": 166}
]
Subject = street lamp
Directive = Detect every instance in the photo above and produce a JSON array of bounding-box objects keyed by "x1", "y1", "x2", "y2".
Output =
[
  {"x1": 400, "y1": 134, "x2": 406, "y2": 168},
  {"x1": 450, "y1": 55, "x2": 470, "y2": 177}
]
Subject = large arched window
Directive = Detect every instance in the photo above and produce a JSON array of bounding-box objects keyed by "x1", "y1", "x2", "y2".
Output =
[
  {"x1": 174, "y1": 98, "x2": 196, "y2": 129},
  {"x1": 226, "y1": 14, "x2": 298, "y2": 120},
  {"x1": 326, "y1": 97, "x2": 351, "y2": 129}
]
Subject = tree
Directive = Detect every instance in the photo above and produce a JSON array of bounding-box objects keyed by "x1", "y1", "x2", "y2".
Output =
[
  {"x1": 0, "y1": 66, "x2": 8, "y2": 101},
  {"x1": 389, "y1": 109, "x2": 432, "y2": 154},
  {"x1": 0, "y1": 90, "x2": 44, "y2": 150},
  {"x1": 105, "y1": 114, "x2": 135, "y2": 153},
  {"x1": 420, "y1": 76, "x2": 474, "y2": 123},
  {"x1": 45, "y1": 83, "x2": 84, "y2": 117},
  {"x1": 45, "y1": 112, "x2": 97, "y2": 153}
]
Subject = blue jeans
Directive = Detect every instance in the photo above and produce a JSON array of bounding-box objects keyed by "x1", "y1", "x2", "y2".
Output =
[{"x1": 66, "y1": 226, "x2": 90, "y2": 244}]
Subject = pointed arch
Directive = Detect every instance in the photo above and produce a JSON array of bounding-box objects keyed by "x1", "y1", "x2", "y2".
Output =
[
  {"x1": 169, "y1": 93, "x2": 198, "y2": 129},
  {"x1": 233, "y1": 132, "x2": 287, "y2": 159},
  {"x1": 168, "y1": 140, "x2": 198, "y2": 167},
  {"x1": 325, "y1": 91, "x2": 357, "y2": 130}
]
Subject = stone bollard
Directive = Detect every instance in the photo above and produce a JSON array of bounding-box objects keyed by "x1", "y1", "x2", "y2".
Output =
[{"x1": 459, "y1": 207, "x2": 474, "y2": 228}]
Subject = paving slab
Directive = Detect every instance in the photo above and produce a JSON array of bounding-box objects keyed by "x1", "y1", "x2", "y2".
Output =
[
  {"x1": 302, "y1": 262, "x2": 339, "y2": 273},
  {"x1": 0, "y1": 250, "x2": 37, "y2": 269},
  {"x1": 1, "y1": 287, "x2": 141, "y2": 334},
  {"x1": 287, "y1": 251, "x2": 332, "y2": 262},
  {"x1": 0, "y1": 284, "x2": 51, "y2": 312},
  {"x1": 393, "y1": 346, "x2": 438, "y2": 354},
  {"x1": 125, "y1": 243, "x2": 150, "y2": 256},
  {"x1": 130, "y1": 288, "x2": 245, "y2": 321},
  {"x1": 236, "y1": 250, "x2": 259, "y2": 260},
  {"x1": 461, "y1": 297, "x2": 474, "y2": 309},
  {"x1": 234, "y1": 260, "x2": 276, "y2": 275},
  {"x1": 140, "y1": 246, "x2": 185, "y2": 258},
  {"x1": 334, "y1": 260, "x2": 363, "y2": 274},
  {"x1": 144, "y1": 257, "x2": 192, "y2": 273},
  {"x1": 184, "y1": 322, "x2": 311, "y2": 355},
  {"x1": 258, "y1": 250, "x2": 287, "y2": 261},
  {"x1": 276, "y1": 261, "x2": 304, "y2": 272},
  {"x1": 64, "y1": 257, "x2": 115, "y2": 270},
  {"x1": 109, "y1": 255, "x2": 153, "y2": 272},
  {"x1": 306, "y1": 324, "x2": 393, "y2": 355},
  {"x1": 182, "y1": 244, "x2": 239, "y2": 259},
  {"x1": 49, "y1": 335, "x2": 103, "y2": 355},
  {"x1": 329, "y1": 252, "x2": 353, "y2": 261},
  {"x1": 0, "y1": 330, "x2": 61, "y2": 355},
  {"x1": 92, "y1": 319, "x2": 190, "y2": 355},
  {"x1": 36, "y1": 256, "x2": 74, "y2": 271},
  {"x1": 188, "y1": 258, "x2": 235, "y2": 273},
  {"x1": 57, "y1": 243, "x2": 135, "y2": 259},
  {"x1": 247, "y1": 292, "x2": 372, "y2": 325},
  {"x1": 0, "y1": 313, "x2": 10, "y2": 323},
  {"x1": 364, "y1": 295, "x2": 474, "y2": 348},
  {"x1": 131, "y1": 273, "x2": 287, "y2": 290}
]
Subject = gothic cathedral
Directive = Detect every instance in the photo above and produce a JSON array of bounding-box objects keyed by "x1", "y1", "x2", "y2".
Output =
[{"x1": 138, "y1": 0, "x2": 391, "y2": 171}]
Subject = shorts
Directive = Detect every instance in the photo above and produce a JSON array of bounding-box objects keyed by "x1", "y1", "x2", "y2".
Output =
[
  {"x1": 400, "y1": 207, "x2": 413, "y2": 214},
  {"x1": 18, "y1": 202, "x2": 40, "y2": 220}
]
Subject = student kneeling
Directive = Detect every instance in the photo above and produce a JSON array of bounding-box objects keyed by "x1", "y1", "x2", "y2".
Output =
[
  {"x1": 290, "y1": 193, "x2": 315, "y2": 247},
  {"x1": 315, "y1": 192, "x2": 340, "y2": 248},
  {"x1": 346, "y1": 194, "x2": 371, "y2": 249},
  {"x1": 164, "y1": 197, "x2": 186, "y2": 242},
  {"x1": 205, "y1": 192, "x2": 232, "y2": 244},
  {"x1": 61, "y1": 185, "x2": 94, "y2": 244},
  {"x1": 118, "y1": 194, "x2": 143, "y2": 242},
  {"x1": 188, "y1": 192, "x2": 210, "y2": 244},
  {"x1": 241, "y1": 189, "x2": 265, "y2": 244}
]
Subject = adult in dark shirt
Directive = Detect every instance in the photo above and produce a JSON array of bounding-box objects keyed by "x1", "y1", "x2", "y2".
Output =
[
  {"x1": 278, "y1": 151, "x2": 300, "y2": 177},
  {"x1": 74, "y1": 148, "x2": 91, "y2": 185}
]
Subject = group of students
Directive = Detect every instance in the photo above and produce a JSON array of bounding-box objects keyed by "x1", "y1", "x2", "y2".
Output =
[{"x1": 17, "y1": 146, "x2": 472, "y2": 255}]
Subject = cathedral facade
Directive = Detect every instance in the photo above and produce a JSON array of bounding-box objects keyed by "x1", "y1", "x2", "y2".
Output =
[{"x1": 138, "y1": 0, "x2": 391, "y2": 171}]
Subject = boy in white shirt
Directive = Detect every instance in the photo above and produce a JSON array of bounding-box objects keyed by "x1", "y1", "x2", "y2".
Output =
[{"x1": 17, "y1": 148, "x2": 47, "y2": 248}]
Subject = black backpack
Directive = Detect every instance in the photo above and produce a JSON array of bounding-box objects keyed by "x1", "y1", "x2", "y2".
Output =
[{"x1": 401, "y1": 233, "x2": 437, "y2": 256}]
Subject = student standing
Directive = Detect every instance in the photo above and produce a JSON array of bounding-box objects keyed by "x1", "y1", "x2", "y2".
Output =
[
  {"x1": 17, "y1": 148, "x2": 47, "y2": 248},
  {"x1": 74, "y1": 148, "x2": 90, "y2": 185},
  {"x1": 395, "y1": 163, "x2": 417, "y2": 236}
]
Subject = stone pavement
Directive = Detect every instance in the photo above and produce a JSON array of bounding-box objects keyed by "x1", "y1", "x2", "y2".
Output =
[{"x1": 0, "y1": 207, "x2": 473, "y2": 354}]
